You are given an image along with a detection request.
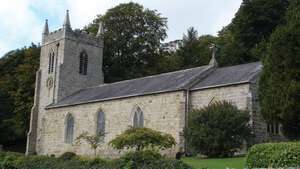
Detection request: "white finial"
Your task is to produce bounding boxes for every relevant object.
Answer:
[63,10,71,31]
[43,19,49,35]
[209,43,219,67]
[96,21,104,37]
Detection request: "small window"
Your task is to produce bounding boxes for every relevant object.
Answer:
[96,111,105,135]
[48,50,55,74]
[65,114,74,144]
[133,106,144,128]
[79,51,88,75]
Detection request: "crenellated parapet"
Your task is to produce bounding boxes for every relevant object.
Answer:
[43,29,103,47]
[42,10,104,47]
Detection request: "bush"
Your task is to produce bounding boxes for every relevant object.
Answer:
[246,142,300,168]
[0,151,194,169]
[119,150,161,167]
[185,101,253,157]
[59,152,77,160]
[109,127,176,151]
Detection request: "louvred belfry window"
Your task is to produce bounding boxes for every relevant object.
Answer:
[48,50,55,74]
[79,51,88,75]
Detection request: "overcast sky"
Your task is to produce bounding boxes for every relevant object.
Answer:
[0,0,242,57]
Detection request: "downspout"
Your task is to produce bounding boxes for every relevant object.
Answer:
[184,89,190,154]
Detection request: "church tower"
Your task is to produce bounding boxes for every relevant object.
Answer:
[40,10,104,105]
[26,10,104,154]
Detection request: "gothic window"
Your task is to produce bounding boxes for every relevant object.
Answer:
[79,51,88,75]
[65,114,74,144]
[96,111,105,135]
[133,106,144,128]
[48,50,55,74]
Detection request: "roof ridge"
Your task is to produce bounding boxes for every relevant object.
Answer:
[218,61,261,69]
[82,62,261,90]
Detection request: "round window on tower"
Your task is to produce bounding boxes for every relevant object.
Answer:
[46,77,54,89]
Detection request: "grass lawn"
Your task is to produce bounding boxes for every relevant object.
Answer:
[182,156,246,169]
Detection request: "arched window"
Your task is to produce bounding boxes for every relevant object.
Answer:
[96,111,105,135]
[133,106,144,128]
[79,51,88,75]
[65,114,74,144]
[48,50,55,74]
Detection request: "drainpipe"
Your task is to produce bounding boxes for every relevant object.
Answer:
[184,89,190,155]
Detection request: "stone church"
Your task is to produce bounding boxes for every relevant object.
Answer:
[26,11,282,157]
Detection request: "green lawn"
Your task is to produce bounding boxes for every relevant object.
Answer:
[182,156,246,169]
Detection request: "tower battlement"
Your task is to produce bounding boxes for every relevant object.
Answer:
[42,10,104,47]
[43,29,103,47]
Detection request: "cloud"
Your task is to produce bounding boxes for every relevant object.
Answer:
[0,0,242,57]
[0,0,42,56]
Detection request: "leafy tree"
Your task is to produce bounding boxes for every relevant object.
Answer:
[85,2,167,82]
[0,44,40,149]
[186,101,252,157]
[218,0,289,66]
[259,0,300,139]
[109,127,176,151]
[177,27,216,68]
[76,132,105,157]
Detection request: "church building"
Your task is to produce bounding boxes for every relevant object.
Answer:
[26,11,283,157]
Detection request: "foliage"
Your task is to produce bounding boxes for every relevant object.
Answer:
[59,152,77,161]
[0,151,193,169]
[258,0,300,139]
[185,101,252,157]
[0,44,40,148]
[176,27,216,69]
[217,0,289,66]
[119,150,161,168]
[109,127,176,151]
[182,156,246,169]
[75,132,105,156]
[85,2,167,83]
[246,142,300,168]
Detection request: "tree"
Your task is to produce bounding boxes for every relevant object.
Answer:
[0,44,40,149]
[76,132,105,157]
[109,127,176,151]
[218,0,289,66]
[85,2,167,82]
[177,27,216,69]
[186,101,252,157]
[259,0,300,139]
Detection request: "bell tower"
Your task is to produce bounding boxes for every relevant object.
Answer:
[26,10,104,155]
[41,10,104,105]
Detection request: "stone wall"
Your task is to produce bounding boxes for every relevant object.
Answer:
[190,84,251,110]
[189,83,268,143]
[38,91,186,158]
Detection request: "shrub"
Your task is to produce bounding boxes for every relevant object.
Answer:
[246,142,300,168]
[0,151,194,169]
[109,127,176,151]
[75,132,105,157]
[59,152,77,161]
[120,150,162,167]
[185,101,253,157]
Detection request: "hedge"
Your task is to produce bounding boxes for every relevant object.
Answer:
[0,151,193,169]
[246,142,300,168]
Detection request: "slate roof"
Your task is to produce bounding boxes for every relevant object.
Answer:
[191,62,262,90]
[48,62,262,108]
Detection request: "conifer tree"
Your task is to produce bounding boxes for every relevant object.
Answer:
[259,0,300,139]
